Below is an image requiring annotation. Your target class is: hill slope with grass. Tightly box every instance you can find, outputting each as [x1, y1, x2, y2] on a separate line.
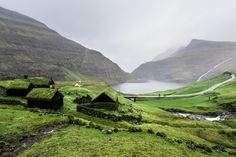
[0, 6, 129, 83]
[0, 75, 236, 156]
[132, 39, 236, 83]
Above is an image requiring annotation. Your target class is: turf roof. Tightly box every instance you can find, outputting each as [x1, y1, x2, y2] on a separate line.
[28, 77, 51, 86]
[26, 88, 62, 101]
[0, 79, 33, 90]
[92, 88, 118, 102]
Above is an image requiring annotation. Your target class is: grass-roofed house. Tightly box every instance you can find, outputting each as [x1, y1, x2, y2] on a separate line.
[91, 88, 120, 110]
[28, 77, 55, 88]
[0, 79, 34, 97]
[26, 88, 63, 110]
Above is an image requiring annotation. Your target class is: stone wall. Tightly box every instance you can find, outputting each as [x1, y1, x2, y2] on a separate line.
[77, 105, 141, 122]
[0, 98, 22, 105]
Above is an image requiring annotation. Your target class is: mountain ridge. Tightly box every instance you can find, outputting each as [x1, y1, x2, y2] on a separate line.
[0, 6, 129, 83]
[132, 39, 236, 83]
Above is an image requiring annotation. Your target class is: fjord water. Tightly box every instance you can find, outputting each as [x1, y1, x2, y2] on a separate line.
[112, 80, 184, 94]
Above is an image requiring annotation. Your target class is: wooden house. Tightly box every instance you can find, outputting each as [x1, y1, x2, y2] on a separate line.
[0, 79, 34, 97]
[91, 88, 119, 110]
[26, 88, 63, 110]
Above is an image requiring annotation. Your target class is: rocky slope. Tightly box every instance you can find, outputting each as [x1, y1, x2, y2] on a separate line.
[152, 47, 184, 62]
[132, 39, 236, 83]
[0, 6, 129, 83]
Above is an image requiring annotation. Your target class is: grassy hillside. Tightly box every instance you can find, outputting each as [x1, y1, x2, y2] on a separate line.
[0, 76, 235, 156]
[145, 75, 231, 96]
[0, 6, 129, 84]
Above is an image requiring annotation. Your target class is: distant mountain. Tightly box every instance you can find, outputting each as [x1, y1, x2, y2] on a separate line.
[0, 6, 129, 83]
[132, 39, 236, 83]
[152, 47, 184, 61]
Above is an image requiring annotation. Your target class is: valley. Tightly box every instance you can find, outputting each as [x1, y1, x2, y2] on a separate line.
[0, 74, 235, 157]
[0, 3, 236, 157]
[132, 39, 236, 83]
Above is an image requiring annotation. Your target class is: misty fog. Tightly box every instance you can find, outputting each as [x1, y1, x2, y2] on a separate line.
[1, 0, 236, 72]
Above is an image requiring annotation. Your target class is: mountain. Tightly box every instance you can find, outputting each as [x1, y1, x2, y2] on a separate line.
[132, 39, 236, 83]
[0, 6, 129, 83]
[152, 46, 184, 61]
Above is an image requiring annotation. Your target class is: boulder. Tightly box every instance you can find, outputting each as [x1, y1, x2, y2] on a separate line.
[212, 145, 226, 152]
[186, 140, 197, 150]
[67, 116, 75, 124]
[196, 144, 212, 153]
[113, 128, 119, 133]
[128, 127, 142, 133]
[147, 128, 155, 134]
[174, 138, 183, 144]
[156, 132, 167, 138]
[229, 151, 236, 155]
[105, 130, 113, 134]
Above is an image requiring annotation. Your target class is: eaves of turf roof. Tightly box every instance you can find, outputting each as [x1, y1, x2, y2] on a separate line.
[28, 77, 50, 86]
[92, 87, 118, 102]
[26, 88, 62, 101]
[0, 79, 32, 90]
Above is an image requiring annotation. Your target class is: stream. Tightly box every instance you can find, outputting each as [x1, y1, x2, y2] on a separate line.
[172, 112, 236, 121]
[1, 124, 67, 157]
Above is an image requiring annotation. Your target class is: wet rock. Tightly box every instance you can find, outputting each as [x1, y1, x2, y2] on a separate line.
[156, 132, 167, 138]
[0, 141, 14, 152]
[212, 145, 226, 152]
[166, 137, 174, 143]
[186, 140, 197, 150]
[113, 128, 119, 133]
[135, 121, 143, 125]
[88, 122, 96, 128]
[67, 116, 75, 124]
[105, 130, 112, 134]
[74, 119, 87, 126]
[229, 151, 236, 155]
[94, 125, 104, 131]
[196, 144, 212, 153]
[174, 138, 183, 144]
[147, 128, 154, 134]
[128, 127, 142, 133]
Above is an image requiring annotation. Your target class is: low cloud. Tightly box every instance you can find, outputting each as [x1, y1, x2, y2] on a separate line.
[1, 0, 236, 72]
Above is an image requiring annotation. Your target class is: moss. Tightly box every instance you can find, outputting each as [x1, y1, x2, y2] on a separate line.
[26, 88, 62, 101]
[28, 77, 50, 86]
[0, 79, 32, 90]
[92, 87, 119, 102]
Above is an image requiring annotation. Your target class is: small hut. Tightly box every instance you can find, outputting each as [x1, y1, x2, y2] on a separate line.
[26, 88, 63, 110]
[28, 77, 55, 88]
[0, 79, 34, 97]
[91, 88, 119, 110]
[74, 94, 92, 104]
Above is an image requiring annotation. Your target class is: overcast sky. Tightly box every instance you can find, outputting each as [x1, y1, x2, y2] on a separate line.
[1, 0, 236, 72]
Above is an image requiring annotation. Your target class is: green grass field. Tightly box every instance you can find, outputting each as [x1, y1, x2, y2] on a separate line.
[19, 126, 232, 157]
[0, 75, 235, 156]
